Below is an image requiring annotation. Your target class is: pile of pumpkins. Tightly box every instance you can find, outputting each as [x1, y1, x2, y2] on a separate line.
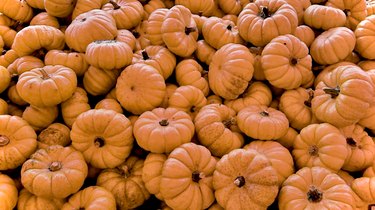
[2, 0, 375, 209]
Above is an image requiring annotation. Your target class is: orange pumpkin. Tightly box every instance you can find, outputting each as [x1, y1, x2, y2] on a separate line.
[30, 12, 60, 28]
[175, 0, 215, 16]
[0, 174, 18, 210]
[72, 0, 109, 19]
[115, 29, 137, 51]
[237, 105, 289, 140]
[61, 87, 91, 128]
[160, 83, 178, 108]
[44, 0, 76, 17]
[292, 123, 348, 172]
[0, 0, 33, 23]
[102, 0, 144, 29]
[142, 153, 167, 200]
[70, 109, 134, 169]
[83, 66, 120, 96]
[0, 115, 37, 170]
[8, 83, 26, 106]
[303, 5, 346, 30]
[208, 43, 254, 100]
[22, 105, 59, 132]
[21, 145, 88, 199]
[0, 66, 10, 94]
[8, 56, 44, 75]
[161, 5, 198, 57]
[145, 8, 169, 46]
[17, 188, 65, 210]
[175, 59, 209, 96]
[326, 0, 367, 30]
[194, 104, 244, 157]
[95, 98, 123, 113]
[160, 143, 217, 210]
[0, 25, 17, 48]
[142, 0, 166, 20]
[133, 107, 195, 153]
[0, 98, 8, 115]
[292, 25, 315, 47]
[37, 123, 71, 149]
[44, 50, 89, 77]
[195, 40, 216, 65]
[277, 127, 298, 150]
[351, 177, 375, 209]
[355, 15, 375, 59]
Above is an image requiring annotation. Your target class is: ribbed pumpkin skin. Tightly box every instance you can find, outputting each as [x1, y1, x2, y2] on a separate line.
[0, 174, 18, 210]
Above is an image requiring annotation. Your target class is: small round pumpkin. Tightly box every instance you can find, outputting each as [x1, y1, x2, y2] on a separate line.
[175, 59, 209, 96]
[355, 15, 375, 60]
[21, 145, 88, 199]
[22, 105, 59, 132]
[133, 107, 195, 153]
[37, 123, 71, 149]
[95, 98, 123, 113]
[0, 98, 8, 115]
[102, 0, 144, 30]
[303, 5, 346, 30]
[292, 25, 315, 47]
[83, 66, 121, 96]
[44, 0, 75, 17]
[30, 12, 60, 28]
[237, 105, 289, 140]
[145, 8, 169, 46]
[44, 50, 89, 77]
[17, 189, 65, 210]
[326, 0, 367, 30]
[142, 153, 167, 200]
[0, 66, 10, 94]
[115, 29, 137, 51]
[195, 40, 216, 65]
[350, 177, 375, 209]
[175, 0, 215, 16]
[0, 0, 33, 23]
[61, 87, 91, 128]
[7, 56, 44, 76]
[0, 174, 18, 210]
[276, 127, 298, 150]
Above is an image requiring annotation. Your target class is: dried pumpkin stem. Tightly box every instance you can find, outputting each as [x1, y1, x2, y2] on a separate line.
[159, 119, 169, 126]
[132, 30, 140, 38]
[308, 145, 319, 156]
[192, 171, 203, 182]
[304, 89, 314, 107]
[223, 117, 236, 128]
[226, 24, 233, 31]
[290, 58, 298, 65]
[260, 110, 269, 117]
[323, 86, 340, 98]
[0, 135, 10, 146]
[185, 27, 197, 35]
[109, 0, 121, 9]
[259, 6, 271, 18]
[346, 137, 357, 147]
[49, 161, 62, 172]
[120, 165, 130, 178]
[307, 186, 323, 203]
[39, 69, 50, 80]
[94, 137, 105, 148]
[141, 50, 150, 60]
[234, 176, 245, 188]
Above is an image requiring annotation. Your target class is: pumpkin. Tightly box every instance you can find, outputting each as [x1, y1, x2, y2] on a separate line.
[160, 83, 178, 108]
[116, 63, 166, 115]
[22, 105, 59, 132]
[70, 109, 134, 169]
[160, 143, 217, 210]
[237, 0, 298, 47]
[11, 25, 65, 58]
[168, 85, 207, 119]
[355, 15, 375, 60]
[37, 123, 71, 149]
[237, 105, 289, 140]
[132, 45, 176, 80]
[195, 40, 216, 65]
[145, 8, 168, 46]
[175, 59, 209, 96]
[339, 124, 375, 172]
[367, 0, 375, 16]
[202, 17, 244, 50]
[0, 25, 17, 48]
[16, 65, 77, 107]
[6, 103, 23, 117]
[132, 20, 152, 51]
[83, 66, 120, 96]
[206, 94, 223, 105]
[142, 153, 167, 200]
[0, 66, 10, 94]
[277, 127, 298, 150]
[0, 98, 7, 115]
[21, 145, 88, 199]
[161, 5, 198, 57]
[217, 0, 249, 15]
[95, 98, 123, 113]
[8, 56, 44, 75]
[279, 87, 317, 130]
[249, 46, 266, 81]
[44, 0, 76, 18]
[30, 12, 60, 28]
[313, 61, 356, 87]
[25, 0, 44, 9]
[278, 166, 356, 210]
[261, 34, 313, 90]
[303, 5, 346, 30]
[310, 27, 356, 65]
[0, 0, 33, 23]
[224, 81, 272, 113]
[208, 43, 254, 100]
[175, 0, 215, 16]
[142, 0, 166, 20]
[61, 87, 91, 128]
[194, 104, 244, 157]
[44, 50, 89, 77]
[72, 0, 109, 19]
[213, 149, 279, 210]
[244, 140, 294, 186]
[326, 0, 367, 30]
[283, 0, 311, 24]
[292, 123, 348, 172]
[97, 156, 150, 209]
[85, 40, 133, 70]
[65, 9, 118, 53]
[133, 107, 194, 153]
[102, 0, 144, 29]
[192, 14, 208, 33]
[222, 14, 238, 23]
[115, 29, 137, 51]
[0, 174, 18, 210]
[0, 115, 37, 170]
[312, 65, 374, 128]
[292, 25, 315, 47]
[351, 177, 375, 209]
[61, 186, 116, 210]
[0, 49, 19, 68]
[17, 189, 65, 210]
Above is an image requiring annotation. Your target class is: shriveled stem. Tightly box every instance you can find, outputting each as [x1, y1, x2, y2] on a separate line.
[0, 135, 10, 146]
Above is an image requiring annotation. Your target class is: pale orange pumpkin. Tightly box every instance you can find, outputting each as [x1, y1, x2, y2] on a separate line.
[102, 0, 144, 30]
[195, 40, 216, 65]
[72, 0, 109, 19]
[142, 153, 167, 200]
[8, 56, 44, 75]
[326, 0, 367, 30]
[0, 66, 10, 94]
[22, 105, 59, 132]
[37, 123, 71, 149]
[44, 0, 76, 17]
[145, 8, 168, 46]
[61, 87, 91, 128]
[292, 25, 315, 47]
[303, 5, 346, 30]
[0, 174, 18, 210]
[30, 12, 60, 28]
[355, 15, 375, 60]
[0, 0, 33, 23]
[0, 98, 8, 115]
[95, 98, 123, 113]
[175, 59, 209, 96]
[17, 188, 65, 210]
[175, 0, 216, 16]
[44, 50, 89, 77]
[115, 29, 137, 51]
[83, 66, 120, 96]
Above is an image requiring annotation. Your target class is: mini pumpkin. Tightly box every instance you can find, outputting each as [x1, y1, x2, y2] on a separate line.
[303, 5, 346, 30]
[0, 98, 7, 115]
[44, 50, 89, 77]
[142, 153, 167, 200]
[351, 177, 375, 209]
[0, 66, 10, 94]
[7, 84, 27, 106]
[16, 65, 77, 107]
[44, 0, 76, 17]
[194, 104, 244, 157]
[277, 127, 298, 150]
[195, 40, 216, 65]
[95, 98, 123, 113]
[133, 107, 195, 153]
[292, 123, 348, 172]
[355, 15, 375, 59]
[175, 59, 209, 96]
[175, 0, 215, 16]
[160, 83, 178, 108]
[145, 8, 168, 46]
[0, 0, 33, 23]
[237, 105, 289, 140]
[83, 66, 120, 96]
[8, 56, 44, 75]
[72, 0, 109, 19]
[61, 87, 91, 128]
[160, 143, 217, 210]
[17, 189, 65, 210]
[142, 0, 166, 19]
[0, 25, 16, 48]
[21, 145, 88, 199]
[102, 0, 144, 30]
[326, 0, 367, 30]
[30, 12, 60, 28]
[0, 174, 18, 210]
[292, 25, 315, 47]
[37, 123, 71, 149]
[22, 105, 59, 132]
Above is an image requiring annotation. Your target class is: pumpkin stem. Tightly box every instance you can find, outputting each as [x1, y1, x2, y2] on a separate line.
[141, 50, 150, 60]
[323, 86, 340, 98]
[109, 0, 121, 9]
[308, 145, 319, 156]
[185, 27, 197, 35]
[120, 165, 130, 178]
[290, 58, 298, 65]
[94, 137, 105, 148]
[248, 46, 262, 55]
[346, 137, 357, 147]
[132, 30, 141, 38]
[226, 24, 233, 31]
[259, 6, 271, 18]
[223, 117, 236, 128]
[304, 88, 314, 107]
[159, 119, 169, 126]
[49, 161, 62, 172]
[234, 176, 245, 188]
[307, 186, 323, 203]
[0, 135, 10, 146]
[260, 110, 269, 117]
[192, 171, 203, 182]
[39, 69, 50, 80]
